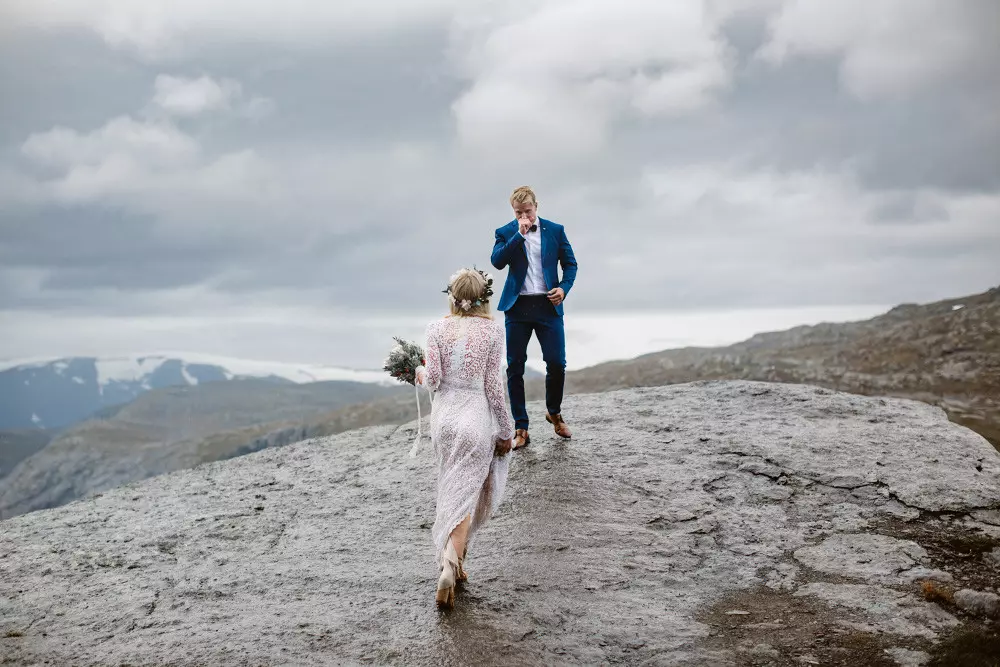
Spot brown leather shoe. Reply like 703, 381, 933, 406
512, 429, 530, 450
546, 413, 572, 439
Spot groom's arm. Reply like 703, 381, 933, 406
557, 227, 578, 297
491, 226, 525, 270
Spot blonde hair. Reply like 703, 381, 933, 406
447, 269, 492, 318
510, 185, 537, 207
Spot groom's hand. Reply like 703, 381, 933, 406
547, 287, 565, 305
518, 216, 533, 236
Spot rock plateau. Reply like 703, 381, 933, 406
2, 381, 998, 666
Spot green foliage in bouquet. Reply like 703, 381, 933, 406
383, 337, 426, 386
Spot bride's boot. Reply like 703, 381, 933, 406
436, 540, 460, 609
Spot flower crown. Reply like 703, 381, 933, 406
443, 266, 494, 311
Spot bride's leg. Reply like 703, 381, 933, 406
450, 515, 471, 556
455, 458, 501, 581
436, 514, 471, 608
449, 515, 472, 582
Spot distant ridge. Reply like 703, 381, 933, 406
0, 377, 406, 519
0, 352, 388, 431
548, 285, 1000, 451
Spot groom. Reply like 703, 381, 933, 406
491, 185, 578, 450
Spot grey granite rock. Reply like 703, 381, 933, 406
884, 647, 931, 666
898, 567, 954, 584
793, 533, 927, 583
972, 509, 1000, 526
1, 381, 998, 666
953, 589, 1000, 618
793, 583, 959, 638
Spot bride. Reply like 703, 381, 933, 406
415, 267, 515, 609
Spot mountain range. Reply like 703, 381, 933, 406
0, 377, 406, 518
550, 285, 1000, 451
0, 285, 995, 521
0, 353, 388, 431
223, 286, 999, 457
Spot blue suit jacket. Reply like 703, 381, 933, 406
490, 217, 578, 316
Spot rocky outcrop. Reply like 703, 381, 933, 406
2, 381, 998, 666
552, 286, 1000, 453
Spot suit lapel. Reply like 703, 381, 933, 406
539, 218, 550, 262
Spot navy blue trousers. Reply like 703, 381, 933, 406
504, 294, 566, 430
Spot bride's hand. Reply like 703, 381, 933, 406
414, 365, 426, 386
495, 437, 513, 456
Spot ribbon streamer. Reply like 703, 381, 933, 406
409, 380, 434, 457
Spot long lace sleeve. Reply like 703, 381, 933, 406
417, 322, 442, 392
485, 322, 514, 440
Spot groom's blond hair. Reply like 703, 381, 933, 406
448, 270, 492, 318
509, 185, 537, 207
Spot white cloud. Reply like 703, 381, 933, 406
638, 163, 1000, 253
12, 97, 448, 234
150, 74, 274, 119
21, 116, 200, 170
449, 1, 735, 157
1, 0, 997, 372
757, 0, 998, 100
0, 0, 465, 57
151, 75, 240, 116
15, 75, 282, 206
538, 161, 1000, 310
18, 113, 277, 208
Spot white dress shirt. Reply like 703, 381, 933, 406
518, 220, 548, 295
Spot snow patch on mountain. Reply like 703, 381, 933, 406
181, 367, 199, 385
95, 356, 172, 387
0, 352, 390, 386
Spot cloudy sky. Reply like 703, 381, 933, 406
1, 0, 997, 370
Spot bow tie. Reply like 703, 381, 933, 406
528, 224, 538, 232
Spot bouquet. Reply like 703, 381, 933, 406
383, 336, 430, 458
382, 337, 425, 386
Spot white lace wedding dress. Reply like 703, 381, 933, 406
417, 315, 515, 565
